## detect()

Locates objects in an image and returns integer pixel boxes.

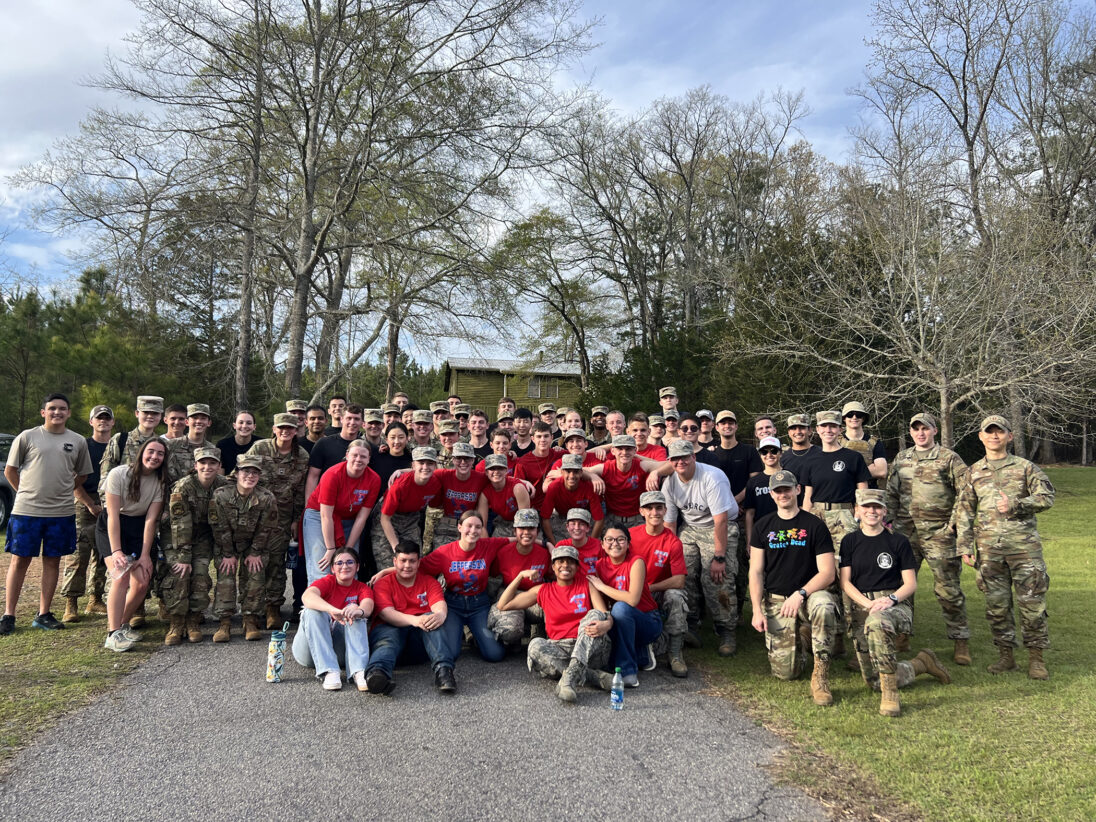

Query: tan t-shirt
[7,426,93,517]
[104,465,164,517]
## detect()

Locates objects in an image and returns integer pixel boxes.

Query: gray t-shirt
[7,426,93,517]
[104,465,164,517]
[663,462,737,528]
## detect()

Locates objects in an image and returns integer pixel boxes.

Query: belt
[818,502,854,511]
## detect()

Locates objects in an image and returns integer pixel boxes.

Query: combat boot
[717,627,736,657]
[129,601,147,629]
[62,597,81,624]
[953,639,971,666]
[157,600,169,622]
[212,618,232,643]
[878,672,900,717]
[1027,648,1049,680]
[810,656,833,706]
[911,648,951,684]
[164,616,185,646]
[186,613,203,643]
[86,595,108,615]
[987,646,1018,674]
[557,659,584,703]
[668,634,688,678]
[243,616,262,641]
[265,604,281,630]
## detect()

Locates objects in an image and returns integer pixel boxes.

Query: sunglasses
[760,448,780,456]
[679,425,699,432]
[845,412,867,420]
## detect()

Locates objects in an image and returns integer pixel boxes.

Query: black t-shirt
[741,473,777,520]
[370,448,412,495]
[323,425,342,437]
[839,529,915,593]
[297,436,315,455]
[696,441,763,496]
[801,447,871,503]
[779,446,820,484]
[308,435,359,474]
[750,510,834,597]
[470,441,493,460]
[511,440,535,458]
[215,434,255,475]
[82,438,109,496]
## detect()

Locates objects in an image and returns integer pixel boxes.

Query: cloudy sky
[0,0,876,284]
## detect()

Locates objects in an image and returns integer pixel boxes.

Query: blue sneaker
[32,612,65,630]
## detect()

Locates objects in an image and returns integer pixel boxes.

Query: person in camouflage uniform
[886,412,971,664]
[209,454,277,642]
[486,508,548,647]
[839,401,888,487]
[955,415,1055,680]
[246,414,309,628]
[164,447,229,644]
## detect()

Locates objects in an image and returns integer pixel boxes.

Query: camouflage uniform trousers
[762,590,837,680]
[160,538,215,617]
[154,519,178,613]
[910,529,969,640]
[264,513,296,609]
[527,610,611,681]
[848,591,918,691]
[60,501,109,599]
[422,507,443,553]
[681,523,739,635]
[604,513,643,533]
[488,601,545,646]
[213,550,269,618]
[371,512,420,570]
[430,514,460,553]
[975,552,1050,650]
[650,588,688,656]
[818,507,858,635]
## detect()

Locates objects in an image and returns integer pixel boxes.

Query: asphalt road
[0,627,824,821]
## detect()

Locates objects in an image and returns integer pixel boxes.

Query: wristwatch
[712,555,726,563]
[887,593,899,604]
[797,588,808,599]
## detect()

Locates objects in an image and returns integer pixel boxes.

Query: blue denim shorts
[5,514,78,558]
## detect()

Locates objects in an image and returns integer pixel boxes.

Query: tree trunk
[1009,385,1026,458]
[939,384,952,449]
[386,311,402,402]
[314,247,352,385]
[1082,419,1089,466]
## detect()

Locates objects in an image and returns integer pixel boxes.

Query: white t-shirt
[104,465,164,517]
[663,462,737,528]
[7,426,93,517]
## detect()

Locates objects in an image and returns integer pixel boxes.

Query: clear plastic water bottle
[610,667,624,711]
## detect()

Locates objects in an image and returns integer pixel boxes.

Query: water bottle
[610,667,624,710]
[285,539,299,571]
[266,621,289,682]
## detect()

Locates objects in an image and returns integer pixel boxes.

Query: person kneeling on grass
[497,544,614,703]
[839,489,951,717]
[292,547,373,692]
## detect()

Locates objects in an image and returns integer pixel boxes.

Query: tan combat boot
[243,616,262,641]
[265,604,281,630]
[810,656,833,706]
[878,672,901,717]
[668,634,688,678]
[911,648,951,683]
[62,597,81,624]
[86,595,108,615]
[164,616,185,646]
[987,646,1018,674]
[186,613,203,643]
[212,618,232,643]
[556,659,584,703]
[1027,648,1049,680]
[953,639,971,666]
[130,601,147,629]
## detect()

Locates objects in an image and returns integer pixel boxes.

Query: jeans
[609,601,663,676]
[367,622,454,676]
[302,509,360,584]
[441,591,506,663]
[291,608,370,678]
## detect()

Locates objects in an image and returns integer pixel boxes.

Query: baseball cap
[696,409,713,420]
[980,415,1011,432]
[538,403,556,414]
[136,395,164,413]
[715,410,737,423]
[562,427,588,442]
[454,404,472,417]
[273,413,300,428]
[560,454,585,471]
[565,508,593,525]
[412,410,432,424]
[187,403,211,418]
[484,454,508,470]
[513,509,540,528]
[910,412,937,429]
[286,399,307,412]
[611,435,637,449]
[236,454,263,471]
[89,405,114,421]
[659,386,677,398]
[591,405,609,416]
[758,436,781,451]
[786,413,810,428]
[769,470,797,490]
[194,446,221,462]
[551,545,580,563]
[815,410,841,426]
[649,415,665,427]
[429,401,449,414]
[667,440,694,459]
[856,489,887,508]
[437,419,460,435]
[450,442,475,459]
[412,446,439,462]
[639,490,666,507]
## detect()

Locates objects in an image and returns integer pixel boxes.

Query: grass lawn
[701,466,1096,822]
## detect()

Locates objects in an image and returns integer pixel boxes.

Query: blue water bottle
[610,667,624,710]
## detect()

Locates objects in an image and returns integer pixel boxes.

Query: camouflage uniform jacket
[168,473,230,564]
[885,445,967,555]
[208,485,277,561]
[164,436,212,487]
[245,438,309,523]
[954,455,1055,559]
[98,428,158,496]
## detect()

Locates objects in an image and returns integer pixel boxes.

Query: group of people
[3,387,1055,716]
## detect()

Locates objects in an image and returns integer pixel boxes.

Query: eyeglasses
[603,536,628,544]
[679,425,699,432]
[332,560,357,567]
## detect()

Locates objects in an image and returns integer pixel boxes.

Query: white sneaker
[104,631,134,652]
[322,671,343,691]
[623,673,640,688]
[352,671,368,692]
[642,643,657,671]
[119,623,143,643]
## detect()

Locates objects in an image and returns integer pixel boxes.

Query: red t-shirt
[381,471,442,516]
[307,463,381,519]
[492,541,551,589]
[600,458,649,516]
[373,572,444,621]
[481,476,523,521]
[637,443,668,461]
[309,573,374,609]
[550,452,602,471]
[434,468,488,518]
[540,477,604,521]
[628,525,686,584]
[557,537,604,576]
[514,448,565,508]
[537,577,595,640]
[596,552,658,612]
[420,537,511,596]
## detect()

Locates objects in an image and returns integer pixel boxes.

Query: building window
[527,376,559,399]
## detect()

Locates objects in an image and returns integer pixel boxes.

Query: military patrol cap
[450,442,475,459]
[187,403,211,418]
[286,399,308,412]
[663,410,680,421]
[430,401,449,414]
[649,414,665,427]
[551,544,580,563]
[538,403,556,414]
[566,507,593,525]
[513,508,540,528]
[556,406,572,416]
[496,409,514,421]
[841,401,869,420]
[137,395,164,413]
[484,454,508,470]
[591,405,609,417]
[611,434,637,449]
[815,410,842,426]
[786,413,810,428]
[412,409,432,424]
[910,412,937,429]
[89,404,114,420]
[856,488,887,508]
[454,404,472,417]
[560,454,585,471]
[639,490,666,507]
[667,440,695,459]
[715,410,737,423]
[273,413,300,428]
[562,427,588,442]
[659,386,677,398]
[696,409,714,420]
[236,454,263,471]
[769,470,797,490]
[758,436,782,451]
[381,403,401,415]
[437,419,460,435]
[194,446,221,463]
[980,414,1011,432]
[412,446,438,462]
[363,409,383,423]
